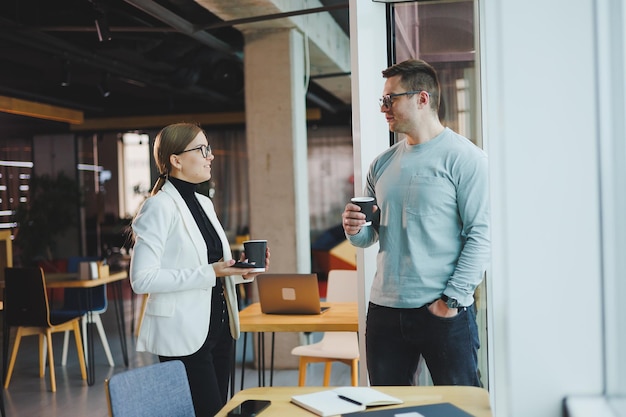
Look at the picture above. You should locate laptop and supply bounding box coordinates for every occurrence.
[256,273,330,315]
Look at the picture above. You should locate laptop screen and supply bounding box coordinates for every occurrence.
[256,273,329,315]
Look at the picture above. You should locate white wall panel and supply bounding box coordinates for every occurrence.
[481,0,604,416]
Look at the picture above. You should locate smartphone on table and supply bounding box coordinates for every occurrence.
[226,399,271,417]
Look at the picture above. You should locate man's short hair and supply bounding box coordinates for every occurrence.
[382,59,440,112]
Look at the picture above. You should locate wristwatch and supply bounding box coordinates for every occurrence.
[440,294,461,309]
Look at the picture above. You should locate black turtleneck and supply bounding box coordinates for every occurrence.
[169,177,223,264]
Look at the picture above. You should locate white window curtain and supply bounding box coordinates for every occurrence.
[143,125,353,245]
[307,126,353,241]
[204,128,249,240]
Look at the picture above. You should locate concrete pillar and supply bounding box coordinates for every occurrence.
[244,28,310,274]
[244,28,311,370]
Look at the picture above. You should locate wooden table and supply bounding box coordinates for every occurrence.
[239,302,358,333]
[217,386,493,417]
[45,271,129,386]
[236,302,358,389]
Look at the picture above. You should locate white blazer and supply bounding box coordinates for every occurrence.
[130,181,252,357]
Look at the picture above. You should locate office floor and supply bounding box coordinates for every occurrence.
[1,297,353,417]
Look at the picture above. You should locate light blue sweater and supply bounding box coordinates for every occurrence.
[348,128,490,308]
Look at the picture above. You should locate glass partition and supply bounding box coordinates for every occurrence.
[388,0,487,388]
[391,0,480,145]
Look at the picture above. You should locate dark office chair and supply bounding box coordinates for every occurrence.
[55,256,115,367]
[0,231,11,416]
[3,267,87,392]
[105,360,196,417]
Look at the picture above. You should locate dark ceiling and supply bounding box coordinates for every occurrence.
[0,0,350,136]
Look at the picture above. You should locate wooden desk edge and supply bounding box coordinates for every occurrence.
[217,386,492,417]
[238,302,359,333]
[45,270,128,288]
[0,270,128,289]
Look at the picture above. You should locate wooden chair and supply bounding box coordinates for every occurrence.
[0,232,11,417]
[3,267,87,392]
[0,230,13,310]
[291,269,360,386]
[105,360,195,417]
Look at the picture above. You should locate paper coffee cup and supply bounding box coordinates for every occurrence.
[243,240,267,271]
[351,197,375,226]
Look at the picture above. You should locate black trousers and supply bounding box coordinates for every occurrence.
[160,286,233,417]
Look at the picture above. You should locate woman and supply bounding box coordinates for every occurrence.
[130,123,269,416]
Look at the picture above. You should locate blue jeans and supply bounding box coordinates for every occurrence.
[365,302,481,387]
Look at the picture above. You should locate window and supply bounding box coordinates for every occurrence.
[119,133,151,219]
[0,138,32,232]
[389,0,486,386]
[392,0,480,144]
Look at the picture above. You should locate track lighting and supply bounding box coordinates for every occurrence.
[92,1,111,42]
[60,60,71,87]
[95,15,111,42]
[98,73,110,98]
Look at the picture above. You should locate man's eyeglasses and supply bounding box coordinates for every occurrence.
[379,90,427,109]
[176,144,212,158]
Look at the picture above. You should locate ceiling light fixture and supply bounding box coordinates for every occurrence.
[61,60,71,87]
[92,0,111,42]
[98,73,111,98]
[95,14,111,42]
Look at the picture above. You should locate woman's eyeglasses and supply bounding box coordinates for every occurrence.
[176,144,212,158]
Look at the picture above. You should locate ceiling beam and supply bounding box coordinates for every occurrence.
[197,3,349,31]
[0,17,236,106]
[70,108,321,131]
[197,0,352,103]
[123,0,236,54]
[0,95,84,124]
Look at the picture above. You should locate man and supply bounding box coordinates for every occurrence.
[342,59,490,386]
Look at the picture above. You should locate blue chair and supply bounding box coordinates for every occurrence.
[57,256,115,367]
[105,361,196,417]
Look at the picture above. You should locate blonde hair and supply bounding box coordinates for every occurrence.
[149,122,204,196]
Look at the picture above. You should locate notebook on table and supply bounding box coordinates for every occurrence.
[256,273,329,315]
[347,402,476,417]
[291,387,403,416]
